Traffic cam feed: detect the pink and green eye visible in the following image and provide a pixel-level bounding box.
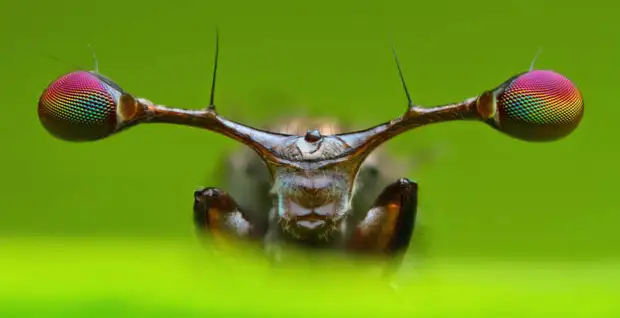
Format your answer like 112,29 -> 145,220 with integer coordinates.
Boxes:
492,70 -> 584,141
38,71 -> 121,141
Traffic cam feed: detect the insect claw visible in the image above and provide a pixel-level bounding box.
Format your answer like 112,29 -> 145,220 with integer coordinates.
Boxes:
319,232 -> 328,241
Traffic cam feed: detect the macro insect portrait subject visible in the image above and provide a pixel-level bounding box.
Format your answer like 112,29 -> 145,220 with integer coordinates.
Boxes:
36,34 -> 584,271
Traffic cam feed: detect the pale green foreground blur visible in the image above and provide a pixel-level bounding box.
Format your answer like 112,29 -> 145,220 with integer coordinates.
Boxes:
0,0 -> 618,316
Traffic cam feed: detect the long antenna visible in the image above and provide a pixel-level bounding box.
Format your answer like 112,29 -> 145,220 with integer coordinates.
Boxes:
208,27 -> 219,110
392,44 -> 413,107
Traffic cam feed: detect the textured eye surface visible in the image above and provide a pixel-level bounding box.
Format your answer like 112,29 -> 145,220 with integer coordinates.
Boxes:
38,71 -> 120,141
492,70 -> 584,141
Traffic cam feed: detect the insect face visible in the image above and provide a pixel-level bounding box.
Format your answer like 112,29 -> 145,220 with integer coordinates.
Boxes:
272,166 -> 351,237
263,132 -> 360,238
37,35 -> 585,259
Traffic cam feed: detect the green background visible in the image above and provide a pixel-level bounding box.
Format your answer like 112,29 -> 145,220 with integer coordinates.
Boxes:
0,0 -> 617,316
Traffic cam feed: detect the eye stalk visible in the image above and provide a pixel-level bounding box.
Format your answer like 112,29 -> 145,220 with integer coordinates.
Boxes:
36,69 -> 292,163
481,70 -> 584,142
336,69 -> 585,162
37,71 -> 125,142
37,40 -> 585,173
36,32 -> 292,165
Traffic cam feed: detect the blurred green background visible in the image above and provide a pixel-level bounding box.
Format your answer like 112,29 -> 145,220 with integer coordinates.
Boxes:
0,0 -> 618,316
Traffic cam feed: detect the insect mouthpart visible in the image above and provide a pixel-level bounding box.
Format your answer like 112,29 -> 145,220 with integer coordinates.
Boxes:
274,170 -> 351,237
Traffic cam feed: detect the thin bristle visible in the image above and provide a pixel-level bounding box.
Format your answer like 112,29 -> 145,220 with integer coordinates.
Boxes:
528,47 -> 543,72
392,44 -> 413,107
208,27 -> 219,110
88,44 -> 99,74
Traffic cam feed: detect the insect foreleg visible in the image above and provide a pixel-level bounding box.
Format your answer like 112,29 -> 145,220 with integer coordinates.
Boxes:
346,178 -> 418,266
193,187 -> 266,245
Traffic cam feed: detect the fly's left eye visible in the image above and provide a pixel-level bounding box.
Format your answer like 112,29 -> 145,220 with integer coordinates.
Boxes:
38,71 -> 122,142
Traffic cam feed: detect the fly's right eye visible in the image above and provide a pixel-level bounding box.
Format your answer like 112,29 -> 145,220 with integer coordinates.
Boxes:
486,70 -> 584,142
38,71 -> 123,142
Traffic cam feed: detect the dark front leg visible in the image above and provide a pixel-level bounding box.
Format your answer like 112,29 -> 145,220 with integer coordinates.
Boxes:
193,187 -> 266,245
347,178 -> 418,259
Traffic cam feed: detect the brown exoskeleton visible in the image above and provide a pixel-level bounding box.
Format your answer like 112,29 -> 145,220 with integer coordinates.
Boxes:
37,34 -> 584,272
215,114 -> 437,265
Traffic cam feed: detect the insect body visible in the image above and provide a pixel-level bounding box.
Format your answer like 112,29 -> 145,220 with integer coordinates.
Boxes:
37,37 -> 584,270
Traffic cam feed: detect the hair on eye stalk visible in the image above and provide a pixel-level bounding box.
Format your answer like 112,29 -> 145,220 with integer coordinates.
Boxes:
208,26 -> 219,110
391,43 -> 414,107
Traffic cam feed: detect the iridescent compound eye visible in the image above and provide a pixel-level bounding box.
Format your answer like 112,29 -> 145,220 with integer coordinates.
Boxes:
38,71 -> 122,141
489,70 -> 584,142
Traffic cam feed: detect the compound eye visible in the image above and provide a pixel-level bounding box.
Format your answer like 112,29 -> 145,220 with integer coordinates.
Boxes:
489,70 -> 584,142
38,71 -> 122,142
